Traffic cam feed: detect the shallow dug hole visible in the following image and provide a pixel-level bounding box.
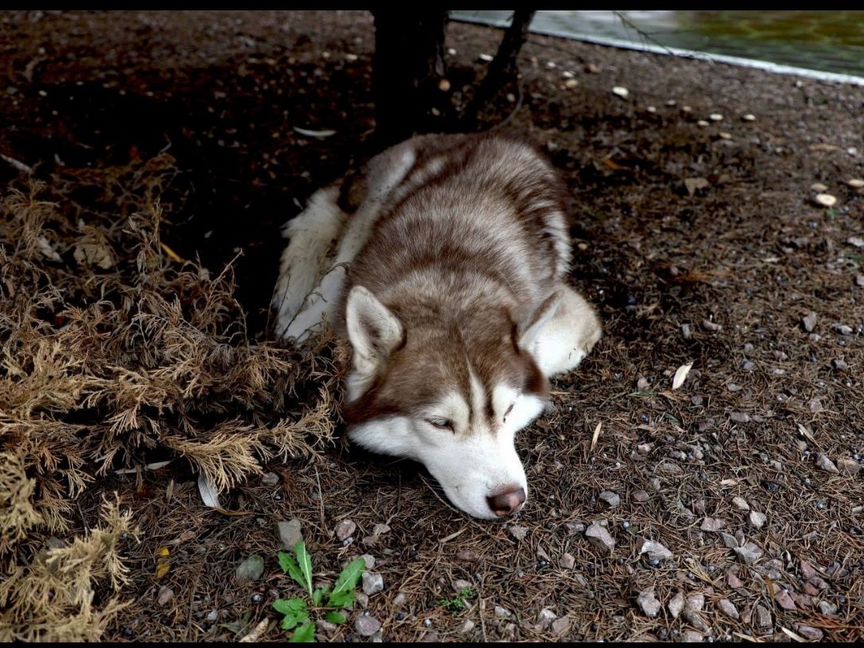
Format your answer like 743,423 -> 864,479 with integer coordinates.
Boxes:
1,10 -> 863,643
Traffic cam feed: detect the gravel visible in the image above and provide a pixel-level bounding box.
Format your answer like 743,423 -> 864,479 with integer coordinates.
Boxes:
585,521 -> 616,555
335,519 -> 357,541
355,614 -> 381,637
636,589 -> 661,617
361,572 -> 384,596
277,518 -> 303,550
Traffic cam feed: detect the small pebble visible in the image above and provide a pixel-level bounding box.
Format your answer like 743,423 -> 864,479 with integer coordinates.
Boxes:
632,490 -> 649,502
818,600 -> 837,616
775,588 -> 796,610
753,603 -> 772,631
355,614 -> 382,637
846,178 -> 864,188
277,519 -> 303,550
810,182 -> 828,192
362,572 -> 384,596
796,625 -> 823,641
802,311 -> 818,332
494,605 -> 512,619
735,541 -> 763,564
261,472 -> 279,486
639,539 -> 672,561
478,53 -> 493,62
718,132 -> 732,140
709,113 -> 723,121
585,521 -> 616,554
509,525 -> 528,541
697,120 -> 709,127
559,552 -> 576,569
536,608 -> 557,630
816,453 -> 839,473
814,193 -> 837,207
564,79 -> 579,88
682,630 -> 704,642
637,589 -> 661,617
598,491 -> 620,508
612,86 -> 629,98
668,592 -> 685,618
838,457 -> 861,476
156,586 -> 174,606
742,113 -> 756,121
460,619 -> 475,634
235,554 -> 265,583
749,511 -> 767,529
335,519 -> 357,541
551,615 -> 571,636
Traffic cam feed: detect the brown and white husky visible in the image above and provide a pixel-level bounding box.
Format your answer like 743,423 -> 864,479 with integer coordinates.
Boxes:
272,133 -> 601,519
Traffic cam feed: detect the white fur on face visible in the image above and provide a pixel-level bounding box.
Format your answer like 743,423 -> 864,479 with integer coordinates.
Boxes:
348,386 -> 545,520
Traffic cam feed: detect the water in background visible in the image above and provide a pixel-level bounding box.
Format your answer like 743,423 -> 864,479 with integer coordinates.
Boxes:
451,11 -> 864,81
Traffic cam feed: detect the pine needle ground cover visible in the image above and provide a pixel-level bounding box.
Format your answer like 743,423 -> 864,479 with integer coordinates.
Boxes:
1,10 -> 863,643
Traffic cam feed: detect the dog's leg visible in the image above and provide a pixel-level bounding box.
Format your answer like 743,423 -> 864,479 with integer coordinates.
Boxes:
281,143 -> 418,341
531,284 -> 602,377
272,186 -> 347,341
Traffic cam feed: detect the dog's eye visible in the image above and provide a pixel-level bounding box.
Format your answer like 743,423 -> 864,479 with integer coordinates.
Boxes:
503,402 -> 515,421
425,417 -> 454,432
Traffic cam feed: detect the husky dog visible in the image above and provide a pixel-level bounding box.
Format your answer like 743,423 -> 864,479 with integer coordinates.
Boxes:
272,133 -> 601,520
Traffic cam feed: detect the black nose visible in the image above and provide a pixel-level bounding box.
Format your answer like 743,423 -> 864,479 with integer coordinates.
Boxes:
487,487 -> 526,517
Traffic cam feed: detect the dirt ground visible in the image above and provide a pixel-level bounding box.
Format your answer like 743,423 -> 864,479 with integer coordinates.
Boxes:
1,10 -> 863,643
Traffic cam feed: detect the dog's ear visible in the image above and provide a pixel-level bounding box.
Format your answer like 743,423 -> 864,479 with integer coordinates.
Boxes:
517,289 -> 564,354
345,285 -> 404,375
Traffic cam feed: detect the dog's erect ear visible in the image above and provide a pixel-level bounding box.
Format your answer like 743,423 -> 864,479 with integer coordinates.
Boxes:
517,289 -> 564,354
345,285 -> 404,374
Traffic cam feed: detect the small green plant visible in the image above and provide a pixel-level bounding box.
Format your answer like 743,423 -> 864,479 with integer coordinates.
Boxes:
273,541 -> 366,643
438,587 -> 477,613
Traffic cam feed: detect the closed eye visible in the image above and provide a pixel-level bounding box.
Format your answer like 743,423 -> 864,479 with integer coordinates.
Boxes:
503,402 -> 515,422
425,417 -> 455,433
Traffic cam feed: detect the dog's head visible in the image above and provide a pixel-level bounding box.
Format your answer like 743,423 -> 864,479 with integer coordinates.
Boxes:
341,285 -> 573,520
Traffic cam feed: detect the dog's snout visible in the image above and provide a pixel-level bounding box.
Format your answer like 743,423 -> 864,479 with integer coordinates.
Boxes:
487,486 -> 526,517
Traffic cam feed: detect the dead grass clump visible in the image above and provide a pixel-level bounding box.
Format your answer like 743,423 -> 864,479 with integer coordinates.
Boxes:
0,155 -> 341,640
0,496 -> 137,642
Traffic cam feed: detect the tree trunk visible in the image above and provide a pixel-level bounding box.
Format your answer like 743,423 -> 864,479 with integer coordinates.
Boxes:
372,10 -> 448,148
464,10 -> 535,128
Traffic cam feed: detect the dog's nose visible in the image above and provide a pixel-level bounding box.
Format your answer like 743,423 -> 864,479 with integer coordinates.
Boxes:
487,487 -> 526,517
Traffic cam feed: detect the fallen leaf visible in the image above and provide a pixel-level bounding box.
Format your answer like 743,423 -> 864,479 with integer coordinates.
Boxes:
590,421 -> 602,453
197,474 -> 221,509
293,126 -> 337,138
73,241 -> 115,269
672,362 -> 694,390
37,236 -> 62,262
684,177 -> 710,196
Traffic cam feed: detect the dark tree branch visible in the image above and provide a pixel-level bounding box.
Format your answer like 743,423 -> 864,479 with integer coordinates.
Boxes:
464,9 -> 535,128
